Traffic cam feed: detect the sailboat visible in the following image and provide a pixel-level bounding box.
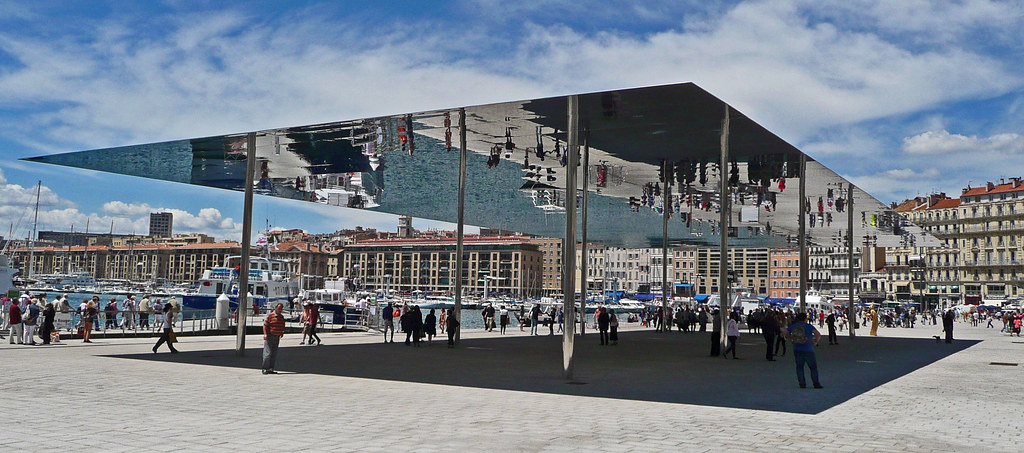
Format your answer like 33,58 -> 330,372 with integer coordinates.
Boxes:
1,181 -> 40,296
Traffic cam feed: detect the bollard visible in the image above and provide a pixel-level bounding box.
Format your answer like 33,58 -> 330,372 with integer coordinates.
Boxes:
216,293 -> 230,330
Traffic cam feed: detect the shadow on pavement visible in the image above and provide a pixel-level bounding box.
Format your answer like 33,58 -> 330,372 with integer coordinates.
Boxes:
109,329 -> 978,414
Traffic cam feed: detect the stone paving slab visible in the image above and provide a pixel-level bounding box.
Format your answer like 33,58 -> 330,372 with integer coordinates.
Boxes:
0,321 -> 1020,451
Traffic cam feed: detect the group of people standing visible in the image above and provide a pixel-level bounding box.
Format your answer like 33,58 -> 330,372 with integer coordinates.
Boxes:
379,302 -> 459,348
3,293 -> 53,345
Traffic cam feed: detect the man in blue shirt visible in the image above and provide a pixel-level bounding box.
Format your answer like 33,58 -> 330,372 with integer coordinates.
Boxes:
786,312 -> 823,389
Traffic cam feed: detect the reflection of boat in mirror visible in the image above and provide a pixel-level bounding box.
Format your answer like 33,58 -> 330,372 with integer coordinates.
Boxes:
706,287 -> 764,314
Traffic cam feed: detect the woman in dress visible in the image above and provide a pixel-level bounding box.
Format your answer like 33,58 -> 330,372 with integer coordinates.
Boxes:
83,300 -> 97,343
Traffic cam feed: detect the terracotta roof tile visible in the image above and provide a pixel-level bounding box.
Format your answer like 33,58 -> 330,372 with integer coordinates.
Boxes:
961,181 -> 1024,198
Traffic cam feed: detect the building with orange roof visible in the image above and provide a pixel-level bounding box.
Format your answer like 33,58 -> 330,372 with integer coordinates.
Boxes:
894,178 -> 1024,307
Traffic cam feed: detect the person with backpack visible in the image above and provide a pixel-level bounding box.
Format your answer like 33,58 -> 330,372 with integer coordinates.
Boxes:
786,312 -> 823,389
22,299 -> 40,345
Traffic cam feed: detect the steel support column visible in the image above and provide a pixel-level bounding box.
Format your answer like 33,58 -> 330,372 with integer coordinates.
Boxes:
235,132 -> 257,356
562,95 -> 579,379
719,105 -> 730,351
580,130 -> 590,337
662,160 -> 671,330
847,182 -> 856,338
798,154 -> 808,314
454,108 -> 467,344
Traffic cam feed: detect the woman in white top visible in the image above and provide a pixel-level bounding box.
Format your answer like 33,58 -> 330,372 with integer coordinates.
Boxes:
722,312 -> 741,359
499,306 -> 510,335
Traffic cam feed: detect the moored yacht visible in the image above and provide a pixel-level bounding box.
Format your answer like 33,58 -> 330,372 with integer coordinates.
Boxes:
183,256 -> 299,311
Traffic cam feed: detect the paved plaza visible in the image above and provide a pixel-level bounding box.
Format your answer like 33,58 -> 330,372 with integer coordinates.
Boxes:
1,320 -> 1020,452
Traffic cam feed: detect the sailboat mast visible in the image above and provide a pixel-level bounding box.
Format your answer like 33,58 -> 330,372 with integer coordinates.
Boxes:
27,181 -> 40,279
67,224 -> 74,274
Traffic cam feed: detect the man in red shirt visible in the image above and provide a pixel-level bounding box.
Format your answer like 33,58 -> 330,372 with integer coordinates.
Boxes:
262,303 -> 286,375
7,297 -> 23,344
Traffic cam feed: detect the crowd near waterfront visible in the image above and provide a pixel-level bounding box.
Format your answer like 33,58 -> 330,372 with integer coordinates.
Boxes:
5,288 -> 1023,388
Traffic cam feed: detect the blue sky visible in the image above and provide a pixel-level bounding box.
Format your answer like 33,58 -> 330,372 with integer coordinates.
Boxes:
1,0 -> 1022,241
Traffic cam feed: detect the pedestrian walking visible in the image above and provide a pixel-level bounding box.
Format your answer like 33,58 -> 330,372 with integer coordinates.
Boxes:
518,305 -> 526,332
722,312 -> 740,359
785,313 -> 823,389
304,301 -> 321,346
261,303 -> 286,374
151,303 -> 179,354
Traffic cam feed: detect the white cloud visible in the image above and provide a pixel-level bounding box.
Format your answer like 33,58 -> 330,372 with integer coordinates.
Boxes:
101,200 -> 154,217
0,174 -> 241,240
901,129 -> 1024,155
0,1 -> 1022,213
850,167 -> 943,201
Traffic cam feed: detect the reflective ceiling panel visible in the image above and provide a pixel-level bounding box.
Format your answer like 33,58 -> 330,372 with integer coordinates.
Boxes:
25,82 -> 939,249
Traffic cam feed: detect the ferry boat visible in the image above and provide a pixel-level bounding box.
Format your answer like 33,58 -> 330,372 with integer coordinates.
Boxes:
182,256 -> 299,311
25,270 -> 96,292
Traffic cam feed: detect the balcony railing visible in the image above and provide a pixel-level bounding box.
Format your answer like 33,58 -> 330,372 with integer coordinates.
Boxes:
960,259 -> 1024,267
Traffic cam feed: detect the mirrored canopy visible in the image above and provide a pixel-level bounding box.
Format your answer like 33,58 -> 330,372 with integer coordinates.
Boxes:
26,82 -> 938,249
